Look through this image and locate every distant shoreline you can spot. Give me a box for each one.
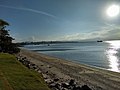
[19,48,120,90]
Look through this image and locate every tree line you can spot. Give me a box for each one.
[0,19,20,54]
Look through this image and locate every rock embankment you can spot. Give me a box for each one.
[16,54,92,90]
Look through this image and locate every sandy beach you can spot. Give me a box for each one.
[19,48,120,90]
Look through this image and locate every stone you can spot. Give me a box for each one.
[45,79,53,84]
[42,74,48,79]
[16,56,92,90]
[49,83,56,88]
[47,65,51,68]
[69,79,75,86]
[62,88,68,90]
[46,71,49,73]
[54,83,61,90]
[41,65,44,66]
[37,70,41,73]
[73,86,81,90]
[61,83,69,88]
[54,78,59,82]
[81,85,91,90]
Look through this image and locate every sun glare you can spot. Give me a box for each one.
[105,40,120,72]
[106,5,120,17]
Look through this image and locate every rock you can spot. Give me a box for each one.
[19,59,24,63]
[22,57,26,60]
[54,83,61,90]
[49,83,56,88]
[69,79,75,86]
[41,65,44,66]
[54,78,59,82]
[48,80,54,84]
[46,71,49,73]
[45,79,53,84]
[62,88,68,90]
[16,55,92,90]
[42,74,48,79]
[37,70,41,73]
[81,85,92,90]
[47,65,51,68]
[23,60,30,66]
[61,83,69,88]
[31,63,36,66]
[73,86,81,90]
[33,65,38,69]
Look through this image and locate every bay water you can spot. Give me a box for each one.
[24,40,120,72]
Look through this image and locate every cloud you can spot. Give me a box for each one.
[60,24,120,41]
[21,36,36,42]
[0,5,57,19]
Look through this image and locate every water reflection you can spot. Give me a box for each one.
[105,40,120,72]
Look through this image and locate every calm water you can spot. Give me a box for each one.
[24,40,120,72]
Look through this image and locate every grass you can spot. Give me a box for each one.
[0,53,50,90]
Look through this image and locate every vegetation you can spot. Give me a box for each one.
[0,53,50,90]
[18,41,80,46]
[0,19,50,90]
[0,19,20,54]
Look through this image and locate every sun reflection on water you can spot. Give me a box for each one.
[105,40,120,72]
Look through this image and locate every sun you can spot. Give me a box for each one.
[106,5,120,17]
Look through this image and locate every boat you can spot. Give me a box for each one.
[97,40,103,42]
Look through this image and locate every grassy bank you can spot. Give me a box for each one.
[0,53,50,90]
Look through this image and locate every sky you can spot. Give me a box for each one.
[0,0,120,42]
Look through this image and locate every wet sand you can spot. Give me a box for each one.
[19,48,120,90]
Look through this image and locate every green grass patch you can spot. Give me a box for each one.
[0,53,50,90]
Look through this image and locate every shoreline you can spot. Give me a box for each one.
[22,48,110,72]
[22,48,119,74]
[18,48,120,90]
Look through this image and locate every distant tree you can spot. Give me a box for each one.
[0,19,20,54]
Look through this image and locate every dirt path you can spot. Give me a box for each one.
[19,49,120,90]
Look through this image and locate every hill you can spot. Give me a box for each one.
[0,53,50,90]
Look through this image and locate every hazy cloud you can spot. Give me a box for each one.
[60,24,120,41]
[0,5,57,19]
